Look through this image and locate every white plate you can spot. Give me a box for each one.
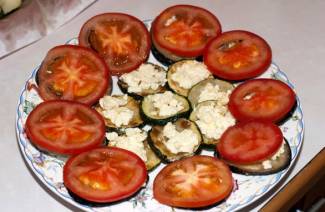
[16,22,304,211]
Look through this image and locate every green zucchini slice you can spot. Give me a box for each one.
[95,95,143,129]
[118,63,167,100]
[189,100,236,147]
[188,78,234,108]
[106,128,161,171]
[141,91,191,125]
[167,60,213,97]
[148,119,202,163]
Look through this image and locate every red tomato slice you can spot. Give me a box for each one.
[217,121,283,164]
[204,30,272,80]
[79,13,151,76]
[25,100,105,155]
[37,45,111,106]
[228,78,296,122]
[152,5,221,57]
[153,155,233,208]
[63,147,147,203]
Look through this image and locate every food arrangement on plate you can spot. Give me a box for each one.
[16,4,304,211]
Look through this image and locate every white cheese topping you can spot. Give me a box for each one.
[262,140,286,169]
[165,15,177,26]
[106,128,147,162]
[262,160,272,170]
[171,61,211,89]
[120,63,167,93]
[149,91,184,117]
[195,102,235,139]
[99,95,134,127]
[198,83,232,105]
[163,122,199,154]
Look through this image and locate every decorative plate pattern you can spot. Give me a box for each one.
[16,22,304,212]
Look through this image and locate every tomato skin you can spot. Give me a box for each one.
[37,45,111,106]
[79,13,151,76]
[204,30,272,81]
[228,78,296,123]
[25,100,106,155]
[153,155,233,208]
[151,5,222,58]
[63,147,147,203]
[217,121,283,164]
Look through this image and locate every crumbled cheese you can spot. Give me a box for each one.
[99,95,134,127]
[198,83,232,105]
[120,63,167,93]
[149,91,184,117]
[171,61,211,89]
[99,94,128,109]
[106,128,147,162]
[262,160,272,169]
[195,102,235,139]
[262,141,286,169]
[243,93,255,100]
[165,15,177,26]
[163,122,199,154]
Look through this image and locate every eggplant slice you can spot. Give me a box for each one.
[95,95,144,129]
[216,138,292,175]
[148,119,202,163]
[141,91,191,125]
[277,100,298,126]
[151,39,203,66]
[151,42,176,66]
[188,78,234,108]
[167,60,213,97]
[118,63,167,100]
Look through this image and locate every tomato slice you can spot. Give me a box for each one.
[25,100,105,155]
[37,45,110,105]
[79,13,151,76]
[63,147,147,203]
[217,121,283,164]
[204,30,272,80]
[152,5,221,57]
[153,155,233,208]
[228,78,296,122]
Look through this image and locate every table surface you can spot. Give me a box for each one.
[1,0,324,211]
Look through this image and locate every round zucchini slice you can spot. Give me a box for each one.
[216,138,292,175]
[118,63,167,100]
[95,95,144,129]
[167,60,213,97]
[189,100,236,147]
[106,128,161,171]
[143,139,162,170]
[148,119,202,163]
[141,91,191,125]
[188,78,234,108]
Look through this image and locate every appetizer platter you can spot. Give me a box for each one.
[16,4,304,212]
